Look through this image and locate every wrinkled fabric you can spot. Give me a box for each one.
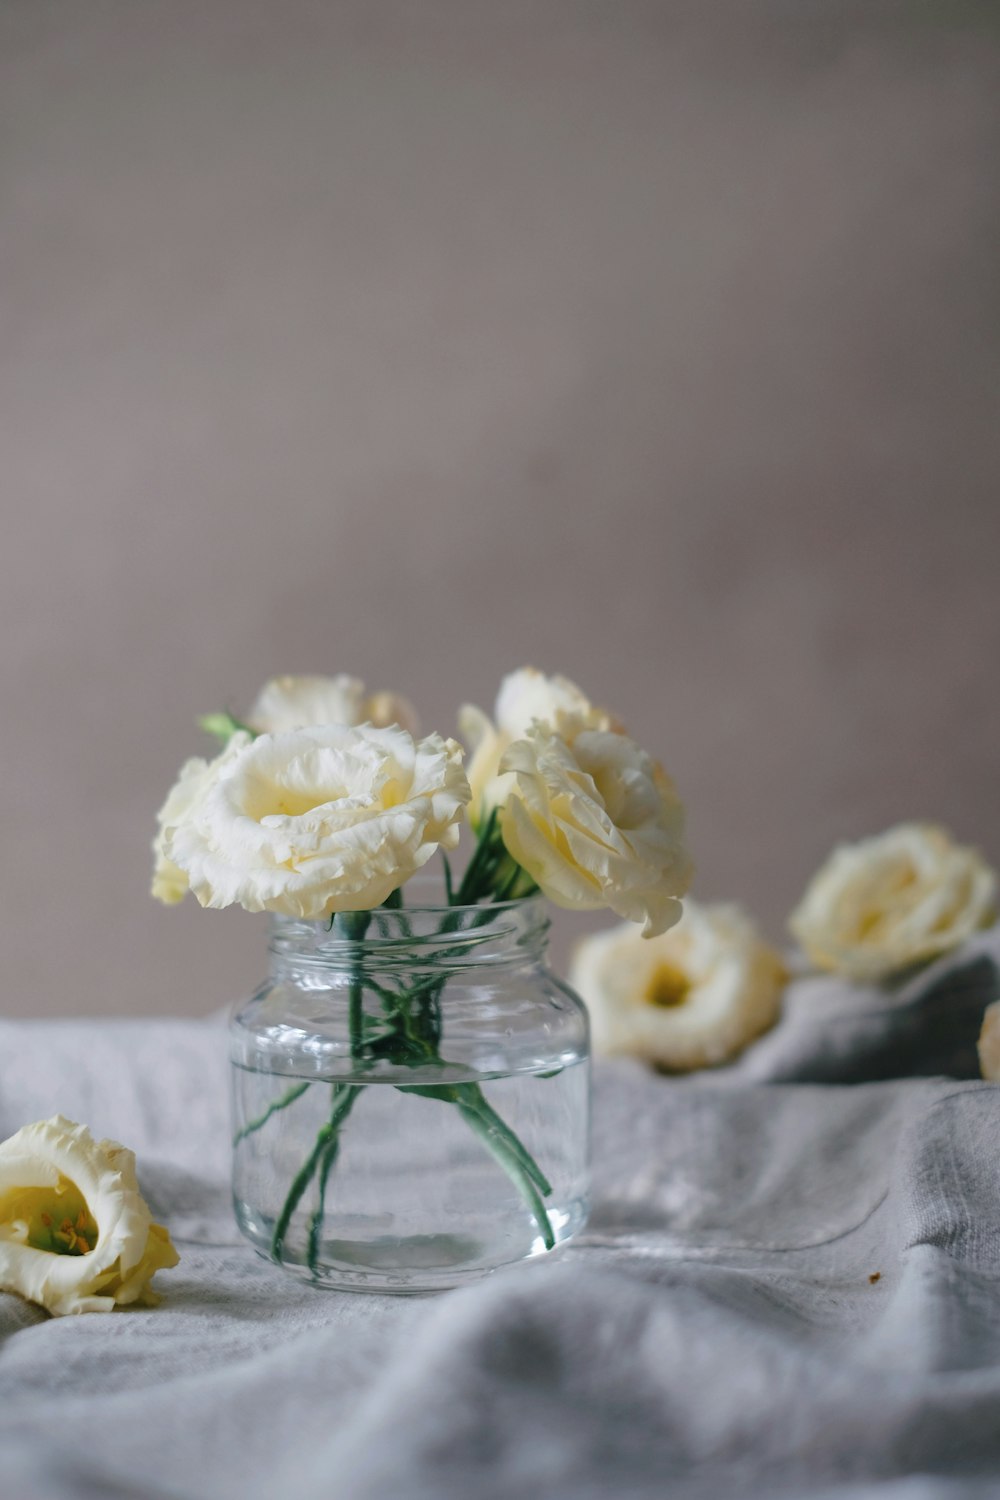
[722,927,1000,1084]
[1,934,999,1499]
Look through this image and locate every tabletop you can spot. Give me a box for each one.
[1,930,998,1500]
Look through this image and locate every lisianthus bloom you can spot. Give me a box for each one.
[156,724,470,918]
[978,1001,1000,1081]
[459,667,618,825]
[789,823,996,983]
[0,1117,179,1316]
[498,718,692,937]
[151,732,249,904]
[571,900,785,1070]
[248,674,419,737]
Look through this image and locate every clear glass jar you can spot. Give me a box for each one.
[230,894,590,1293]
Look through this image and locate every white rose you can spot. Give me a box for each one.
[498,719,692,937]
[163,724,470,918]
[248,674,419,736]
[570,900,786,1070]
[789,823,997,983]
[459,667,618,823]
[0,1116,179,1316]
[978,1000,1000,1082]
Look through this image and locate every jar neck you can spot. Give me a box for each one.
[268,897,551,980]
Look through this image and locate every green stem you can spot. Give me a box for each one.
[454,808,537,907]
[455,807,501,904]
[455,1102,555,1251]
[233,1080,311,1146]
[456,1084,552,1196]
[398,1080,553,1233]
[335,910,372,1061]
[271,1084,361,1263]
[270,910,372,1264]
[306,1130,342,1274]
[492,855,525,903]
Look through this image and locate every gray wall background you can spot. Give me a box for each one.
[2,2,998,1018]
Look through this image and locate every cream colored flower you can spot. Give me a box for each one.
[249,674,419,736]
[163,724,470,918]
[498,719,691,937]
[151,734,251,905]
[789,823,997,983]
[571,900,785,1070]
[978,1000,1000,1081]
[459,667,618,823]
[0,1116,179,1316]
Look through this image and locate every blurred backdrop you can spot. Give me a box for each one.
[1,1,998,1017]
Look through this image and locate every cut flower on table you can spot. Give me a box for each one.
[978,1001,1000,1082]
[0,1117,178,1316]
[789,823,997,983]
[571,899,786,1071]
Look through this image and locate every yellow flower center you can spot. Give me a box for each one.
[0,1175,99,1256]
[644,961,692,1009]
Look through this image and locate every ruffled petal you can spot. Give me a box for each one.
[0,1118,179,1317]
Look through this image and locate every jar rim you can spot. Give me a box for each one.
[268,884,550,969]
[280,870,546,918]
[265,876,548,972]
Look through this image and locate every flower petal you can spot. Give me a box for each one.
[0,1118,179,1317]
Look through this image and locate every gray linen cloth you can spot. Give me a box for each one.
[1,930,999,1500]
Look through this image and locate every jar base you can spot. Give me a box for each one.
[234,1196,589,1294]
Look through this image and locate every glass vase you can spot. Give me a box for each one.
[229,894,590,1293]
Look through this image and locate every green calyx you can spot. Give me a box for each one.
[198,710,257,744]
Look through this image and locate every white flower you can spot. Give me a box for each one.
[152,769,200,904]
[151,734,251,905]
[459,667,617,823]
[498,719,692,937]
[248,674,419,736]
[789,823,997,983]
[162,724,470,918]
[978,1001,1000,1082]
[0,1116,179,1316]
[570,900,786,1070]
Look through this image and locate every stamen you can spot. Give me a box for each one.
[644,961,693,1009]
